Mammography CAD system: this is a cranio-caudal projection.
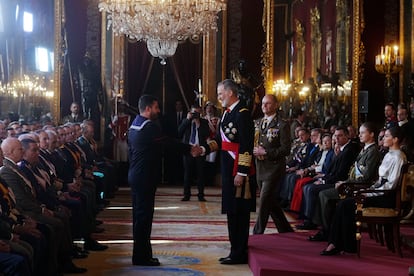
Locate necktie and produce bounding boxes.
[190,122,197,144]
[262,118,268,129]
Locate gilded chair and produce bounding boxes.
[353,163,411,258]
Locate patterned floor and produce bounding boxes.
[72,186,294,275]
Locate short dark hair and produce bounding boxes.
[385,102,396,110]
[335,126,349,136]
[138,95,158,113]
[20,138,37,151]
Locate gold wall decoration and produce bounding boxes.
[335,0,351,81]
[295,19,305,82]
[351,0,364,127]
[53,0,63,124]
[262,0,364,126]
[262,0,274,94]
[310,7,321,80]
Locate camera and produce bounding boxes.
[191,112,200,119]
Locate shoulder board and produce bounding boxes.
[239,108,249,113]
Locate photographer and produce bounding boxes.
[178,105,210,201]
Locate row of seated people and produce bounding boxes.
[0,120,116,275]
[279,123,408,255]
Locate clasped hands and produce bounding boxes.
[191,145,203,157]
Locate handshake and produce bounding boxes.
[191,145,204,157]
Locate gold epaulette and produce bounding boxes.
[239,108,249,113]
[238,152,252,167]
[208,140,219,152]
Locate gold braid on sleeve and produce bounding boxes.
[238,152,252,167]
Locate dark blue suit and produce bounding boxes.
[128,115,190,264]
[178,117,210,198]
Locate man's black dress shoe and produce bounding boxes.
[218,256,230,262]
[198,197,206,202]
[133,258,161,266]
[308,231,327,242]
[181,197,190,201]
[296,221,318,230]
[220,257,247,265]
[84,239,109,251]
[320,247,341,256]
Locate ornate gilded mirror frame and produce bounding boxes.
[53,0,63,124]
[262,0,364,127]
[351,0,364,127]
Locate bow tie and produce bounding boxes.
[225,108,231,113]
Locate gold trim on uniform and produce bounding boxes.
[239,108,249,112]
[208,140,219,152]
[238,152,252,167]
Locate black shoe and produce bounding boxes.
[62,261,87,274]
[133,259,161,266]
[220,257,247,265]
[95,219,103,226]
[181,197,190,201]
[308,231,327,242]
[218,256,230,262]
[198,196,206,202]
[84,239,108,251]
[320,247,341,256]
[296,221,318,230]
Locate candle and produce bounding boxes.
[381,46,384,56]
[396,56,401,66]
[198,78,202,93]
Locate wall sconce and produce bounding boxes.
[298,85,310,99]
[375,45,403,88]
[319,83,332,96]
[272,80,290,100]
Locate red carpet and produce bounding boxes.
[248,231,414,276]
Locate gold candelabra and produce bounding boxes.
[375,45,403,88]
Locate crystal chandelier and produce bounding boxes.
[99,0,227,65]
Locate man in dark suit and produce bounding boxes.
[300,126,359,230]
[252,94,293,234]
[202,79,255,265]
[178,105,210,201]
[62,102,85,124]
[128,95,192,266]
